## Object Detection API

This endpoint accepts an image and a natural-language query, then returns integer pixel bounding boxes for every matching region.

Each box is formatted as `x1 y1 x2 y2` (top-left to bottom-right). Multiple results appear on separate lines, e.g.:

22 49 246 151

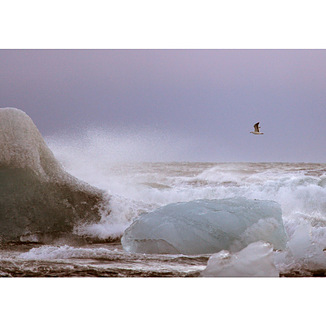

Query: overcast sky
1 49 326 162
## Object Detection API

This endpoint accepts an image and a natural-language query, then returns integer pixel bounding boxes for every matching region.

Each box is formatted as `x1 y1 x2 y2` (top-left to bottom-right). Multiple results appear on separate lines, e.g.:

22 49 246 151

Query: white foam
18 245 117 260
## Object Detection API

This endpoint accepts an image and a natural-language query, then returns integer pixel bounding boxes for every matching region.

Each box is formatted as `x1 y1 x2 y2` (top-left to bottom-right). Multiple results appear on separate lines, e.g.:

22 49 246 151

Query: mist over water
46 126 194 164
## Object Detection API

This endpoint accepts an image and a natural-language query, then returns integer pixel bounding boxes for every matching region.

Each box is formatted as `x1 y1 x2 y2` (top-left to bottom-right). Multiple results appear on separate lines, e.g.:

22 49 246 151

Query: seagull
250 122 264 135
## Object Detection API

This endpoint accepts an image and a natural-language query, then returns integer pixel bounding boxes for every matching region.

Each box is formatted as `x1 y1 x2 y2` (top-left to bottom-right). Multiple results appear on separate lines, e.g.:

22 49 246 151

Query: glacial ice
201 241 279 277
274 224 326 275
121 197 288 254
0 107 109 243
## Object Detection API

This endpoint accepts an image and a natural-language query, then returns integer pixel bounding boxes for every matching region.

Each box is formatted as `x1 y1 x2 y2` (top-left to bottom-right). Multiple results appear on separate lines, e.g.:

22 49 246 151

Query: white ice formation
121 197 288 255
0 107 109 243
201 241 279 277
274 224 326 275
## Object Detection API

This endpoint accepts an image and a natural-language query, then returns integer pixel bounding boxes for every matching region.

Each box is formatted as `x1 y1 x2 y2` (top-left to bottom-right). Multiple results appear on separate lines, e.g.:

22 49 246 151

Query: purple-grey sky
1 49 326 162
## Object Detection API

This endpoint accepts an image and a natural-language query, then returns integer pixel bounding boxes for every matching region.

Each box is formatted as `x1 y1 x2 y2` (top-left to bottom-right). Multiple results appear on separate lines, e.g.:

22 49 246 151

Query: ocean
1 108 326 277
2 158 326 277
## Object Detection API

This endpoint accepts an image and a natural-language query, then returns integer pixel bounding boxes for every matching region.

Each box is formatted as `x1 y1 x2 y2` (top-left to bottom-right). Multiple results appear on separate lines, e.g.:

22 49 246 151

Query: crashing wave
0 107 109 243
121 197 288 255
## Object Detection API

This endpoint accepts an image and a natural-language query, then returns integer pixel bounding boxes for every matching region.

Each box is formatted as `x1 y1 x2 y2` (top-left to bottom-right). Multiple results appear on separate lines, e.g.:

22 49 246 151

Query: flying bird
250 122 264 135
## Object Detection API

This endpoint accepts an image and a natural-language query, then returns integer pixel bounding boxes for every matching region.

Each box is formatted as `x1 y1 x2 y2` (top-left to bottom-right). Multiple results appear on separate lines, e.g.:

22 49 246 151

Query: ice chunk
0 108 109 243
121 197 288 254
201 241 279 277
274 224 326 275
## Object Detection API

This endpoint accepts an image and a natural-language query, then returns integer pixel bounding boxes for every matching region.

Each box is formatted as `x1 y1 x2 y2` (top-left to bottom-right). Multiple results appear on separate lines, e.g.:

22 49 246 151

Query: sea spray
45 127 196 239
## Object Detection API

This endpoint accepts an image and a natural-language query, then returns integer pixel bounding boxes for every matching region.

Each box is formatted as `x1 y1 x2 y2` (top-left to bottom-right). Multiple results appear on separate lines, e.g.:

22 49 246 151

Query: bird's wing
253 122 260 132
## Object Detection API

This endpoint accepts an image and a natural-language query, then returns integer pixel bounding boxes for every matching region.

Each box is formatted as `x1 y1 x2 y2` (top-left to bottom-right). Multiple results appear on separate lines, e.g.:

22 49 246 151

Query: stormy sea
1 108 326 277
